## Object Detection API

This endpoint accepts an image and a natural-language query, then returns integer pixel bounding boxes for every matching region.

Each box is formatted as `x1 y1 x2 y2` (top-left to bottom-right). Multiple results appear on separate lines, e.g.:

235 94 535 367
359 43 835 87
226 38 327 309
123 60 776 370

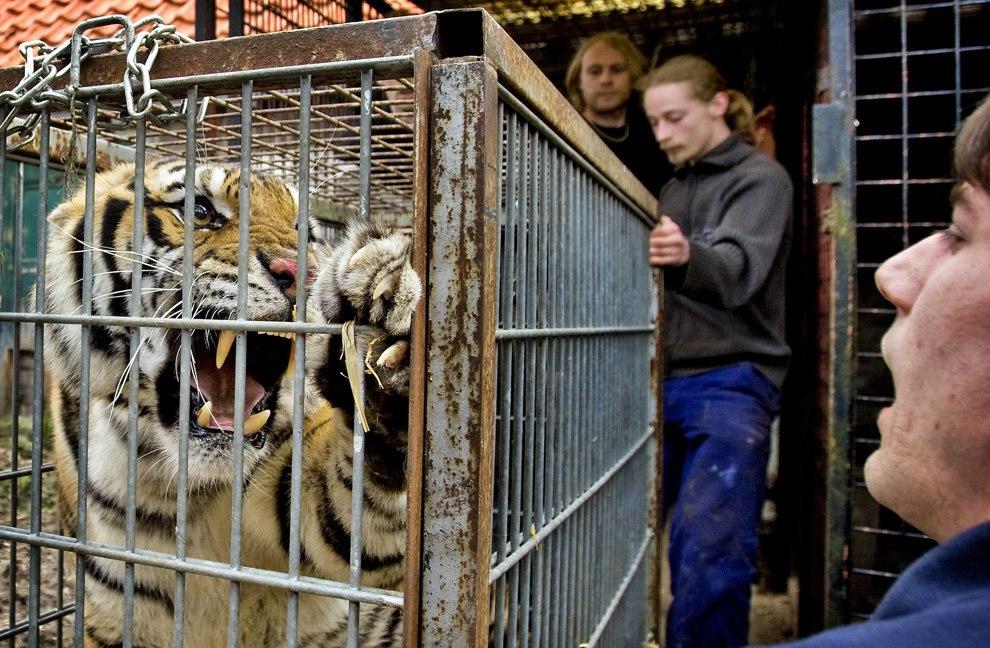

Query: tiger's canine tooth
216 330 236 369
196 401 214 428
243 409 271 436
285 339 296 380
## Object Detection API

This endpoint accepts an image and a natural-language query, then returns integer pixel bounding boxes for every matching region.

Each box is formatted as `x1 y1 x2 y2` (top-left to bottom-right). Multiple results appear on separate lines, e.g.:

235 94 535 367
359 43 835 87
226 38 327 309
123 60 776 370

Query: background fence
846 0 990 620
0 10 661 646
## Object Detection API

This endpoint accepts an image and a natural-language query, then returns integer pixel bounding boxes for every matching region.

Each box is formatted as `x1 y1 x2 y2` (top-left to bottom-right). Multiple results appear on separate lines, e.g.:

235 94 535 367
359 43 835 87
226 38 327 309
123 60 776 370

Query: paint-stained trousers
662 362 780 648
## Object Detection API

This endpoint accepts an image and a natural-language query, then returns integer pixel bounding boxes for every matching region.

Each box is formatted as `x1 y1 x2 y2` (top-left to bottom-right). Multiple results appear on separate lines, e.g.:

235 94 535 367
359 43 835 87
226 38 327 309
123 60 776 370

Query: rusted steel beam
419 57 499 648
402 46 434 648
0 14 440 92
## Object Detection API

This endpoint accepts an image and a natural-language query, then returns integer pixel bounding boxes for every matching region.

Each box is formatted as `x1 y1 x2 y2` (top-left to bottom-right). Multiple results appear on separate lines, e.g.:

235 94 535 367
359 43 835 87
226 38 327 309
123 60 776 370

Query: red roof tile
0 0 202 68
0 0 422 70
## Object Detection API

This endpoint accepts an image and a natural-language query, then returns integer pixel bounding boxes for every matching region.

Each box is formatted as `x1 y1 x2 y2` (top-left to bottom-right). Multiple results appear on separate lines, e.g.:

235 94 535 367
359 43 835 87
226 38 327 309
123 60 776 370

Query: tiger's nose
268 258 298 300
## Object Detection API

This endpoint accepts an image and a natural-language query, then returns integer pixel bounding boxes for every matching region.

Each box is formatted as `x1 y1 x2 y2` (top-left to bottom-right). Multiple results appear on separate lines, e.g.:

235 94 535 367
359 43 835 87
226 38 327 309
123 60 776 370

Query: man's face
870 182 990 540
578 42 633 119
643 81 726 166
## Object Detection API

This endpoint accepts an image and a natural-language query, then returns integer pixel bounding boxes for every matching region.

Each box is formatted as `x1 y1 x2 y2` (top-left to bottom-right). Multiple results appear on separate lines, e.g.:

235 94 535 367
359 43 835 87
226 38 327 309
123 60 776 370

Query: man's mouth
188 328 294 445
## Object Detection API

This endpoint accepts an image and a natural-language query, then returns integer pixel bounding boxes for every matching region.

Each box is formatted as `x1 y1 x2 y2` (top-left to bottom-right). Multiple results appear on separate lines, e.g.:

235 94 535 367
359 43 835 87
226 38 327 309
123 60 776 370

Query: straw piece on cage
363 334 388 390
341 320 370 431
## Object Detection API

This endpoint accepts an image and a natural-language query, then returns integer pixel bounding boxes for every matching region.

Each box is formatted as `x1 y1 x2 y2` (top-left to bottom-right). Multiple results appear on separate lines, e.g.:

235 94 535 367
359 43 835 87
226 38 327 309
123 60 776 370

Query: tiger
43 160 420 647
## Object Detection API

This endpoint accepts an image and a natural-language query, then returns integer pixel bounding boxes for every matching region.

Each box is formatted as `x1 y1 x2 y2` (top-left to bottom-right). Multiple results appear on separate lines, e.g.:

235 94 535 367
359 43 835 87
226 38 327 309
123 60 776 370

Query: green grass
0 411 54 454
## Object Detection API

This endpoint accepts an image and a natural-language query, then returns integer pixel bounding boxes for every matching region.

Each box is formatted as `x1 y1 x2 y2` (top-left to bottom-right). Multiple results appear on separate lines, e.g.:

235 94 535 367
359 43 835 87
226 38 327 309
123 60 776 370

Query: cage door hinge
812 102 853 186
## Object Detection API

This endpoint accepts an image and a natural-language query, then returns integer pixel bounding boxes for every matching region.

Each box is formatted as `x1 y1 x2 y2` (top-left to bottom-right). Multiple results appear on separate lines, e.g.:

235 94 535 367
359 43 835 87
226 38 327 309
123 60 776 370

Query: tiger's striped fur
44 161 419 647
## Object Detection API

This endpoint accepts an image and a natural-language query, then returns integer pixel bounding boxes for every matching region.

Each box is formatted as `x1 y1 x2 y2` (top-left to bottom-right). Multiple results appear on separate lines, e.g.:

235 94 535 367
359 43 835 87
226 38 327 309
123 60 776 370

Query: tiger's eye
193 202 213 227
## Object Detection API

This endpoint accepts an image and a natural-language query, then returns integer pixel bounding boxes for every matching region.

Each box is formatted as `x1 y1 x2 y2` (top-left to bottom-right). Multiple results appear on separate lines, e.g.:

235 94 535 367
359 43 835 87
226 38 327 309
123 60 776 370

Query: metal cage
0 10 661 647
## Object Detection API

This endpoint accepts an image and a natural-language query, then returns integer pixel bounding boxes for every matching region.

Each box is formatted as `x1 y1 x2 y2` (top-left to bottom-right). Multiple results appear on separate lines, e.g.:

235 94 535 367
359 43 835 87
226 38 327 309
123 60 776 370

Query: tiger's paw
316 221 421 338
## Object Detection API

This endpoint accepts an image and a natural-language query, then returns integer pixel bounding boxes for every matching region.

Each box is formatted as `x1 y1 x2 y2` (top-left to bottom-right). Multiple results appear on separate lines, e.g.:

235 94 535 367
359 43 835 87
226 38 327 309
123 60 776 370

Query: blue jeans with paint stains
662 362 780 648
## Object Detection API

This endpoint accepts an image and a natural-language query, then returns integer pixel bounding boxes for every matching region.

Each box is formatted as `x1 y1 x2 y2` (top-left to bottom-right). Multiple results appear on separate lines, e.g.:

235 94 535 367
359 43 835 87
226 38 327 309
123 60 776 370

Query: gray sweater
660 133 792 387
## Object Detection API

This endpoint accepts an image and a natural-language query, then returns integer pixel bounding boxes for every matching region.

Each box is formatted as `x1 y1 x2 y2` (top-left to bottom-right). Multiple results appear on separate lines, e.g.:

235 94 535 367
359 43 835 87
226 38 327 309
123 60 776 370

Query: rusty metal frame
418 56 500 647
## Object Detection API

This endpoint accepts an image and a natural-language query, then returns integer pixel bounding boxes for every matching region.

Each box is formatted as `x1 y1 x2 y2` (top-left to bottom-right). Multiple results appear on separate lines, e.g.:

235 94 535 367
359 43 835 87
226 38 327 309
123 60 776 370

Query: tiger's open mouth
188 327 294 447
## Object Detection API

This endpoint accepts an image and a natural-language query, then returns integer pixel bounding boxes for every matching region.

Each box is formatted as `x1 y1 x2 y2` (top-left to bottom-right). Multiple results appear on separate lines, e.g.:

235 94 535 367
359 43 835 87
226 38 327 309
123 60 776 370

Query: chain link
0 15 200 151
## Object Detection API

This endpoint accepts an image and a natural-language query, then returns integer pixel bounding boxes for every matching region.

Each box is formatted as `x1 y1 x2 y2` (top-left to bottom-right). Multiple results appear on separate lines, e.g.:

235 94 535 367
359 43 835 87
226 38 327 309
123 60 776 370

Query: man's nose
653 123 670 144
875 244 926 315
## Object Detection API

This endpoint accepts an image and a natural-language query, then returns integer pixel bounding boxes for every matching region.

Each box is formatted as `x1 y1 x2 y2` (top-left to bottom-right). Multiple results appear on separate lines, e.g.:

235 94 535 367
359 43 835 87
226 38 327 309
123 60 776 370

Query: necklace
591 121 630 144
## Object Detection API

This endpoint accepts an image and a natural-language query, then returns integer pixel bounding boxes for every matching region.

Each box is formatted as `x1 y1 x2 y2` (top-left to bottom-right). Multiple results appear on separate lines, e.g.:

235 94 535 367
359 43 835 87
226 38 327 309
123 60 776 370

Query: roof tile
0 0 421 70
0 0 198 68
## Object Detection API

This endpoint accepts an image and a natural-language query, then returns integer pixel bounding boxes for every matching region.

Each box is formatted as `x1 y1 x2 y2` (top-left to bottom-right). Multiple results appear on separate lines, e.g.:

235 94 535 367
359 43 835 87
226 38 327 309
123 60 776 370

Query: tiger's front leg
297 221 420 591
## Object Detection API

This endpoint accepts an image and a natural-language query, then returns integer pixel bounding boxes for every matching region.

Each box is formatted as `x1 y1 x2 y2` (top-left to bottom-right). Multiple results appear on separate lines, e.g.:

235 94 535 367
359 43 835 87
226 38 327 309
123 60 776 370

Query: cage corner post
418 55 500 648
806 0 856 633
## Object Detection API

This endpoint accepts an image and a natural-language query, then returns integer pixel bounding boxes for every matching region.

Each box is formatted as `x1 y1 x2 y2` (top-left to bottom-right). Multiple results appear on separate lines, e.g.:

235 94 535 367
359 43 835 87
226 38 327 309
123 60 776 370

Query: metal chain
0 15 200 151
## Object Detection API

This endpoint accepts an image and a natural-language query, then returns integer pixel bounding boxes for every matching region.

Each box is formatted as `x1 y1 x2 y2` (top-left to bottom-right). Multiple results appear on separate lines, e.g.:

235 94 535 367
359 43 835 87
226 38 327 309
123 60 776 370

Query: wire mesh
0 58 413 646
488 92 656 647
850 0 990 619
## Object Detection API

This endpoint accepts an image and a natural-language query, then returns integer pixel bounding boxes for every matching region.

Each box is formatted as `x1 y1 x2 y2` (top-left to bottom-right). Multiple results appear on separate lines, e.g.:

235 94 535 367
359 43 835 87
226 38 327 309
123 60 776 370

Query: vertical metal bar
173 86 198 648
517 127 539 648
227 79 254 648
420 58 498 648
506 118 530 648
57 550 65 646
560 158 577 646
952 0 962 121
899 3 908 250
195 0 217 41
345 0 362 23
123 117 148 648
403 49 433 648
0 114 7 648
27 113 51 648
530 134 550 647
577 181 593 640
825 0 855 627
74 97 99 648
229 0 245 37
285 73 312 648
648 185 664 642
493 106 518 648
345 67 374 648
8 160 24 648
544 147 563 648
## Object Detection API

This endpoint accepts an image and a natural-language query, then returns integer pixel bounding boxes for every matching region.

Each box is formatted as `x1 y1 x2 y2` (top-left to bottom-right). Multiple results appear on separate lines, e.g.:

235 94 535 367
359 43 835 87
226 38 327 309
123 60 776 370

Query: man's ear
709 90 730 118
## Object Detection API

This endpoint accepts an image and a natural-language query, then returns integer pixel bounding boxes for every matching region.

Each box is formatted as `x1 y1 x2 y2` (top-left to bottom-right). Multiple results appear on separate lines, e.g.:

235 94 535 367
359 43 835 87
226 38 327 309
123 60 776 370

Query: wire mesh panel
0 21 423 645
848 0 990 619
487 91 656 647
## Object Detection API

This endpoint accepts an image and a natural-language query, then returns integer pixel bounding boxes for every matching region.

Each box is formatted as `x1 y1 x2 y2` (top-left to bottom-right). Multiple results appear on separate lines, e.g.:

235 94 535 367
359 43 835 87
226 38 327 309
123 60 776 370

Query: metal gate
0 10 661 646
821 0 990 624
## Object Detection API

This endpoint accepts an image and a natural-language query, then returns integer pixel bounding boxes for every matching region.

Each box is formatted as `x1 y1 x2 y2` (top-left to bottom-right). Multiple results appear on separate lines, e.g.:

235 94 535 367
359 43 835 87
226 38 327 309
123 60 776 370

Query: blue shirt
765 520 990 647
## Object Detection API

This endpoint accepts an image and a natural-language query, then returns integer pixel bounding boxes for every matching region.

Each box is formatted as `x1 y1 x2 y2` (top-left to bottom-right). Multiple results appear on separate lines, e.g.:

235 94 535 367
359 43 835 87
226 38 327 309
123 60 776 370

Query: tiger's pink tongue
193 360 265 431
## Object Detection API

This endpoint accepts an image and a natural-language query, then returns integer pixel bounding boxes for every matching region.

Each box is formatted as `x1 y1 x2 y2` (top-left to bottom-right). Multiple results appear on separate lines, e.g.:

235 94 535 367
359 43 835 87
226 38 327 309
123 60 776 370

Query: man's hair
955 94 990 193
565 32 647 113
640 54 755 142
